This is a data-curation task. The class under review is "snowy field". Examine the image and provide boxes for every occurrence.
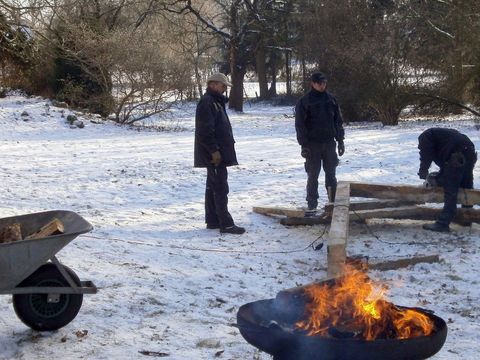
[0,93,479,359]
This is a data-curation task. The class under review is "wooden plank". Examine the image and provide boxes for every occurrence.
[324,199,417,212]
[352,206,480,223]
[349,182,480,206]
[327,182,350,278]
[281,206,480,226]
[369,255,440,271]
[252,206,305,218]
[25,218,65,240]
[280,215,330,226]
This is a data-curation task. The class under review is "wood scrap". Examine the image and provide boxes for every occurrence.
[368,255,440,271]
[25,218,65,240]
[0,223,22,244]
[252,206,305,218]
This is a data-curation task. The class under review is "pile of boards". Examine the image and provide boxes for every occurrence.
[253,182,480,226]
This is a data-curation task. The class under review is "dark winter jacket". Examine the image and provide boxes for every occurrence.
[418,128,475,174]
[194,89,238,168]
[295,89,344,145]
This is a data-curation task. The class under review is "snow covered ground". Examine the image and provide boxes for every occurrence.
[0,94,479,359]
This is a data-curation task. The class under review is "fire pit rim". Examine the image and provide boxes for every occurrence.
[237,298,448,360]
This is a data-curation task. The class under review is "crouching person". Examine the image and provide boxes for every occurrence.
[418,128,477,232]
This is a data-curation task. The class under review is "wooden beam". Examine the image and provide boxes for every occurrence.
[324,199,417,212]
[328,182,350,278]
[369,255,440,271]
[252,206,305,218]
[352,206,480,223]
[349,182,480,206]
[280,215,330,226]
[281,206,480,226]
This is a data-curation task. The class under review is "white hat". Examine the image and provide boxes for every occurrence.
[207,73,232,87]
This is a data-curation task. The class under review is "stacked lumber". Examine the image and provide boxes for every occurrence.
[254,181,479,278]
[0,218,64,244]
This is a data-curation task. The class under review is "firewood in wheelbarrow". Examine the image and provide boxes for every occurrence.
[0,223,22,243]
[25,218,65,240]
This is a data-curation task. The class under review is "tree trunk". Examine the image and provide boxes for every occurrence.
[228,3,244,112]
[268,51,277,97]
[285,50,292,96]
[229,61,246,112]
[301,55,308,93]
[255,41,269,99]
[194,60,202,98]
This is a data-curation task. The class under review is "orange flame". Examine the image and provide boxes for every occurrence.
[295,265,434,340]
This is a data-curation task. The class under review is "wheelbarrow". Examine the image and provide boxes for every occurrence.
[0,210,97,331]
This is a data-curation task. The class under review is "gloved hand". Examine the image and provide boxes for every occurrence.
[211,151,222,166]
[337,141,345,157]
[418,168,428,180]
[301,146,311,159]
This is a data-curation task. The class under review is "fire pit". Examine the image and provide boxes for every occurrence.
[237,268,447,360]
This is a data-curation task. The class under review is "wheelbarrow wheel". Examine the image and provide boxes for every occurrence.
[13,263,83,331]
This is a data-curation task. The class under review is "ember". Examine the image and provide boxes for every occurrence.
[295,265,434,340]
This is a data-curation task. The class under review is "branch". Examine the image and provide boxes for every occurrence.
[137,0,232,39]
[426,19,454,39]
[412,92,480,117]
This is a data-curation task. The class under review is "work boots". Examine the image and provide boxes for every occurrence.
[220,225,246,235]
[423,222,450,233]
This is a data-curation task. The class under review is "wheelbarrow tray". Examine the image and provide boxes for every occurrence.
[0,210,93,291]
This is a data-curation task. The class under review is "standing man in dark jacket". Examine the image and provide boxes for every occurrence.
[418,127,477,232]
[194,73,245,234]
[295,72,345,210]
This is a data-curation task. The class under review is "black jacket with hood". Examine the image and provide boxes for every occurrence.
[418,127,475,175]
[295,88,344,146]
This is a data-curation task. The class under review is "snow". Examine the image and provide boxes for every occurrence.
[0,94,479,359]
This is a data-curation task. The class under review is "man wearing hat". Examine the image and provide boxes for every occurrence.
[194,73,246,234]
[295,72,345,210]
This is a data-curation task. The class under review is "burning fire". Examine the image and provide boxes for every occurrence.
[295,265,434,340]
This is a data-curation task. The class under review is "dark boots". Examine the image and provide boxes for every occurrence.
[423,222,450,233]
[220,225,246,234]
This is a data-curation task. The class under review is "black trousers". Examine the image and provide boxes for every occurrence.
[205,165,234,228]
[304,140,338,206]
[437,148,477,225]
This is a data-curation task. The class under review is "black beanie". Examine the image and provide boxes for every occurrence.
[311,72,328,83]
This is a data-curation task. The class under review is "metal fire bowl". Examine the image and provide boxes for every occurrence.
[237,299,447,360]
